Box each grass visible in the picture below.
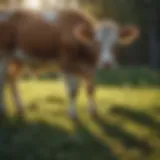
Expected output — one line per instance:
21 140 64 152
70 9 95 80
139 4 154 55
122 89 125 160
0 78 160 160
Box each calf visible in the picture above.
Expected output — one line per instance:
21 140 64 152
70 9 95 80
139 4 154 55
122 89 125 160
0 8 139 119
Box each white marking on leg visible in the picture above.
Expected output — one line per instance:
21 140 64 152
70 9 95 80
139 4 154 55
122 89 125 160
63 74 79 119
88 95 95 112
88 96 96 115
68 99 76 119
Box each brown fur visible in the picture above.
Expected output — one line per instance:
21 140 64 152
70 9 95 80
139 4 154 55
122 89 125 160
0 8 100 117
5 9 100 77
0 8 139 118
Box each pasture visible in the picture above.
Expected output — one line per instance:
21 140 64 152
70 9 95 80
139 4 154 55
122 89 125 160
0 68 160 160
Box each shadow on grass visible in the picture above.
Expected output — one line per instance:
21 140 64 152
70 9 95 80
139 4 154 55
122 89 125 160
0 115 119 160
28 95 66 111
109 105 160 133
93 115 153 156
0 116 71 160
45 96 65 105
152 106 160 115
72 119 119 160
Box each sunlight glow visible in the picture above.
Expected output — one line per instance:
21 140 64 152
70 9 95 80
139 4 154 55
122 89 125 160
22 0 41 9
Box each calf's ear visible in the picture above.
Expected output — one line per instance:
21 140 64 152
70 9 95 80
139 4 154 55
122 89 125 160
73 23 93 46
118 25 140 45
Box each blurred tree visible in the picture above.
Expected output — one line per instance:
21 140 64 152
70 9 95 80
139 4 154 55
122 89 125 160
144 0 160 69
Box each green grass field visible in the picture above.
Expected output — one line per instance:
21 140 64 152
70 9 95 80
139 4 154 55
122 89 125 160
0 78 160 160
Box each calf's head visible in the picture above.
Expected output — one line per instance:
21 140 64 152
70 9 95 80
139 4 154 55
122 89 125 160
95 20 140 69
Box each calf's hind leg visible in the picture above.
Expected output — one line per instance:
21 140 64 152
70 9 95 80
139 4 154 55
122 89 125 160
0 55 9 116
84 73 97 117
8 61 24 115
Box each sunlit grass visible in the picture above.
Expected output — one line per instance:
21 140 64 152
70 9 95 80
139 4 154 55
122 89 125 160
1 79 160 160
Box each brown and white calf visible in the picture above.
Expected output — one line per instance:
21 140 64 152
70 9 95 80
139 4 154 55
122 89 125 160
0 8 139 119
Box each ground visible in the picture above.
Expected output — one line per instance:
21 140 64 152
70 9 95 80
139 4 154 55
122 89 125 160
0 75 160 160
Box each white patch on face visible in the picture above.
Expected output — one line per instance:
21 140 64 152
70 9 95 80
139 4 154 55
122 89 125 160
96 23 119 68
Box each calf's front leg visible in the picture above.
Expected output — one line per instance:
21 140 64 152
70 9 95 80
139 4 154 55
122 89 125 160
63 73 79 119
